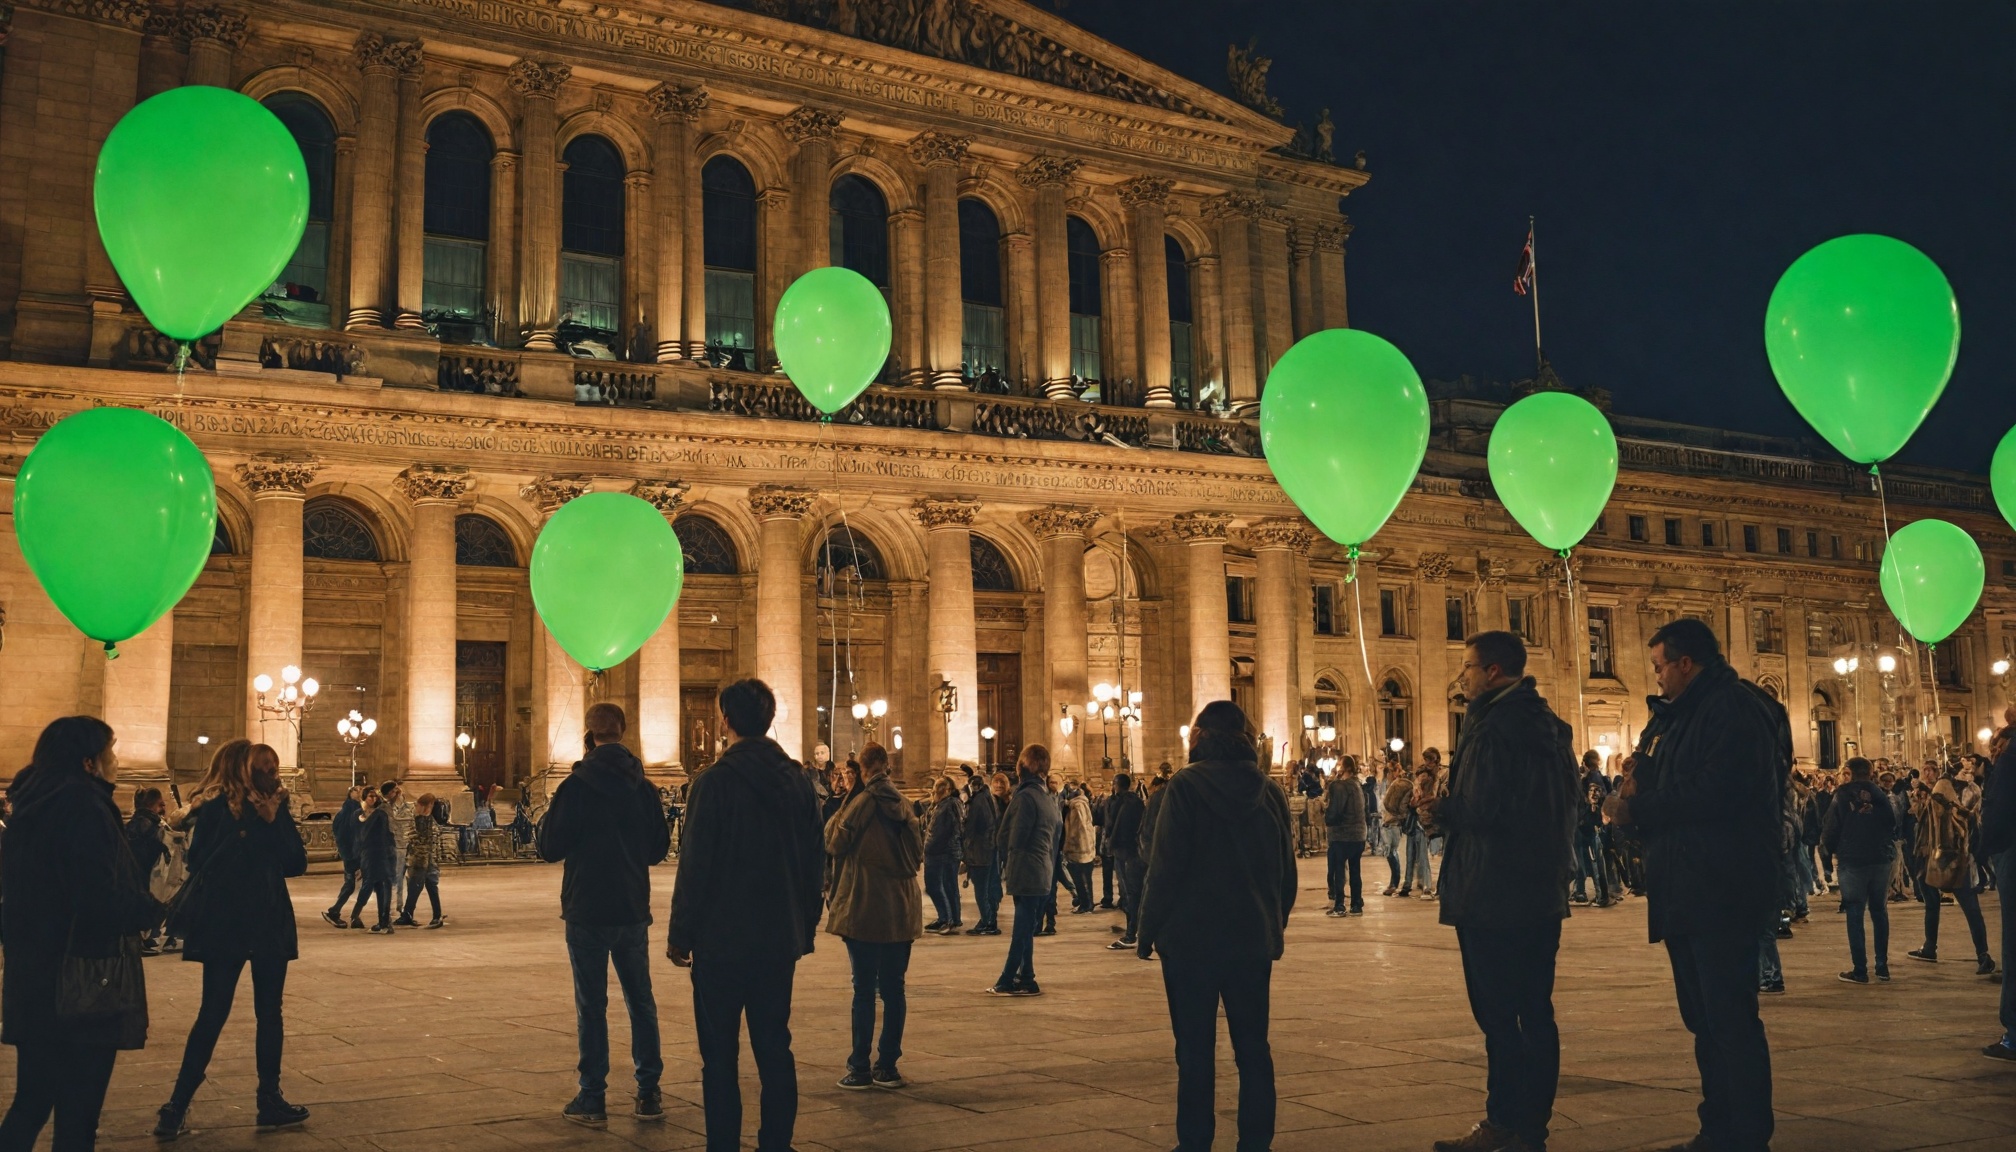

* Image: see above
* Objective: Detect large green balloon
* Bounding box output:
[14,408,217,651]
[530,493,685,673]
[1488,392,1618,553]
[1991,426,2016,534]
[1260,328,1429,548]
[774,267,892,415]
[1879,519,1981,645]
[94,86,309,341]
[1764,234,1959,465]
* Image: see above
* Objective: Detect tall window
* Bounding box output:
[1776,527,1794,554]
[1508,596,1536,644]
[559,134,625,350]
[1066,216,1102,385]
[1807,530,1820,558]
[1313,584,1340,635]
[260,95,335,328]
[1743,524,1760,552]
[422,112,493,335]
[970,535,1016,592]
[1166,236,1195,408]
[1664,518,1682,545]
[1446,595,1467,642]
[958,198,1005,384]
[1380,588,1405,636]
[1628,515,1647,542]
[1225,575,1255,624]
[829,175,890,289]
[1701,522,1717,547]
[1754,607,1783,654]
[701,156,758,370]
[1587,606,1615,677]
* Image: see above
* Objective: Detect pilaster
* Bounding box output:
[509,59,570,350]
[395,465,471,784]
[237,455,320,767]
[632,479,689,781]
[1121,177,1174,408]
[751,485,817,761]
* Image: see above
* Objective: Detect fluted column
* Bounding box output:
[1288,223,1316,341]
[910,131,972,390]
[782,107,841,282]
[487,151,520,342]
[624,169,651,356]
[1100,246,1137,395]
[395,466,471,783]
[509,59,570,350]
[1005,231,1037,392]
[1314,221,1352,329]
[758,187,792,368]
[1190,253,1222,407]
[138,9,187,100]
[1029,505,1101,775]
[179,6,246,88]
[1174,512,1233,720]
[237,457,320,768]
[1256,209,1294,384]
[752,486,816,761]
[1121,177,1175,408]
[521,476,592,768]
[916,499,981,767]
[1252,519,1312,769]
[1019,157,1082,399]
[103,614,174,794]
[631,481,690,781]
[392,47,429,329]
[346,35,418,330]
[647,84,709,362]
[1206,193,1262,407]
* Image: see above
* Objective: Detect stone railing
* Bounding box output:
[439,353,522,396]
[575,365,658,405]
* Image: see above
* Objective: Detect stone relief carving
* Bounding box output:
[260,336,365,379]
[20,0,148,30]
[393,465,473,505]
[180,5,247,48]
[905,130,971,168]
[630,479,689,515]
[1225,38,1283,119]
[748,484,817,519]
[1015,155,1082,188]
[1116,176,1173,210]
[1170,511,1232,542]
[1250,518,1314,553]
[779,105,844,143]
[647,83,710,123]
[356,31,423,74]
[913,497,980,529]
[1478,555,1510,588]
[1416,552,1454,583]
[1026,504,1102,538]
[236,455,320,495]
[505,58,571,97]
[519,475,592,516]
[1202,192,1266,221]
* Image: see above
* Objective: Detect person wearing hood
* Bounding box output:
[824,742,924,1088]
[989,745,1062,996]
[667,679,824,1152]
[1604,619,1787,1152]
[538,703,673,1129]
[1427,633,1577,1152]
[1136,701,1296,1152]
[961,768,1002,935]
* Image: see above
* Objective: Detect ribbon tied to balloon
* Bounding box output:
[530,493,687,673]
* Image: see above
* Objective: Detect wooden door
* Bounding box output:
[455,641,506,792]
[977,652,1022,772]
[681,686,719,771]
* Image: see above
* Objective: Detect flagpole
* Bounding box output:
[1528,215,1543,373]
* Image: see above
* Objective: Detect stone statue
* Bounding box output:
[1315,108,1335,163]
[1226,37,1284,119]
[1354,149,1368,171]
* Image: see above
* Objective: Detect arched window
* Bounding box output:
[559,134,625,352]
[260,94,335,328]
[673,515,740,575]
[702,156,758,370]
[959,199,1005,384]
[1314,675,1342,742]
[302,499,381,561]
[1066,216,1102,385]
[211,522,234,555]
[816,525,884,585]
[1813,687,1840,770]
[1379,674,1412,764]
[1166,235,1195,409]
[829,174,890,289]
[970,535,1015,592]
[454,515,517,567]
[422,113,493,331]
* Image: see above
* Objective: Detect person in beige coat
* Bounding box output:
[823,742,924,1090]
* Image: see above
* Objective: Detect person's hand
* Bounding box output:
[667,944,692,968]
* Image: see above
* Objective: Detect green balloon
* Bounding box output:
[1879,518,1982,645]
[774,267,892,415]
[1991,426,2016,534]
[530,493,685,673]
[1764,234,1959,464]
[1260,328,1429,548]
[1488,392,1618,553]
[14,408,217,651]
[94,86,308,342]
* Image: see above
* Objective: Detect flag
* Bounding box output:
[1513,226,1535,295]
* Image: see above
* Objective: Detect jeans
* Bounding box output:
[1118,850,1146,939]
[1757,930,1781,985]
[1403,828,1433,892]
[0,1041,118,1152]
[1378,826,1401,888]
[360,870,395,928]
[1457,920,1561,1145]
[970,863,1002,929]
[1921,877,1993,959]
[327,862,367,919]
[400,865,442,921]
[1792,845,1818,901]
[1838,857,1892,974]
[565,922,663,1095]
[690,953,798,1152]
[1326,839,1363,910]
[1068,862,1096,910]
[173,955,289,1099]
[1665,932,1773,1152]
[998,893,1042,988]
[924,858,961,926]
[1572,826,1609,901]
[843,938,911,1075]
[1161,953,1275,1152]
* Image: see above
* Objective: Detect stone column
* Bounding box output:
[1005,230,1037,392]
[890,207,926,386]
[521,476,592,767]
[237,457,320,767]
[1784,597,1813,761]
[1256,209,1295,385]
[179,5,246,88]
[1028,505,1101,774]
[1121,177,1175,408]
[138,9,187,99]
[392,46,429,329]
[1723,583,1754,681]
[345,34,418,330]
[395,466,471,784]
[1287,222,1316,340]
[910,131,972,390]
[487,151,520,342]
[623,169,651,356]
[1100,246,1137,394]
[781,107,841,281]
[1313,221,1352,329]
[1252,519,1312,770]
[1174,513,1233,720]
[632,481,690,780]
[647,84,708,362]
[1190,253,1222,406]
[757,187,792,368]
[1206,193,1262,408]
[916,499,981,767]
[751,486,816,761]
[1019,156,1082,399]
[103,614,174,794]
[509,59,570,350]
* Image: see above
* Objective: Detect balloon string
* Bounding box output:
[1346,549,1376,762]
[1872,465,1930,756]
[1562,549,1588,751]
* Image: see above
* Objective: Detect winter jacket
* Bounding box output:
[961,787,999,868]
[1062,790,1097,865]
[1433,677,1578,929]
[125,808,169,879]
[924,796,963,862]
[824,776,925,944]
[537,742,672,926]
[667,736,824,959]
[1381,777,1414,828]
[179,793,309,964]
[1821,779,1897,867]
[1576,769,1610,831]
[1136,734,1296,964]
[331,796,362,863]
[1629,662,1789,942]
[998,775,1062,896]
[406,814,446,872]
[1105,788,1146,856]
[1322,776,1367,842]
[1982,746,2016,858]
[358,804,399,882]
[1142,784,1170,856]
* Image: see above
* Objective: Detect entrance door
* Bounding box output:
[454,641,506,793]
[681,686,720,771]
[977,652,1022,773]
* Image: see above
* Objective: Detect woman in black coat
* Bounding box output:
[0,715,163,1152]
[153,740,309,1140]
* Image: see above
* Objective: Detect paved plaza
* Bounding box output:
[10,859,2011,1152]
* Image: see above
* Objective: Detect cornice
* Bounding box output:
[17,0,147,30]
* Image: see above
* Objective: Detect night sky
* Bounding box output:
[1059,0,2015,472]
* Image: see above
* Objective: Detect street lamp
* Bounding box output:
[1877,653,1897,674]
[851,698,889,742]
[252,664,320,757]
[455,729,473,779]
[1978,726,1994,746]
[1388,736,1405,764]
[1317,724,1337,747]
[336,709,377,786]
[1059,703,1076,742]
[980,725,997,770]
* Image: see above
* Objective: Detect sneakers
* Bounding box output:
[1432,1119,1517,1152]
[985,983,1017,996]
[1108,937,1136,951]
[320,910,346,929]
[634,1089,663,1120]
[871,1068,906,1089]
[1977,956,1999,977]
[964,925,991,936]
[392,917,419,928]
[348,918,365,929]
[1570,893,1590,905]
[562,1092,607,1128]
[1349,907,1364,916]
[1908,948,1938,963]
[934,924,962,937]
[837,1071,875,1090]
[1759,979,1786,996]
[153,1100,191,1141]
[924,920,946,932]
[1876,967,1891,982]
[1008,981,1044,997]
[1983,1038,2016,1062]
[1325,906,1347,917]
[425,917,446,930]
[369,924,394,935]
[1839,970,1869,984]
[255,1092,309,1129]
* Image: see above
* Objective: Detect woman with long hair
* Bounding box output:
[153,740,310,1139]
[822,742,923,1088]
[0,716,162,1152]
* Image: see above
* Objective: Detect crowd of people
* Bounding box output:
[0,617,2010,1152]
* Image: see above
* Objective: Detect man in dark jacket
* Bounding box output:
[537,703,673,1128]
[1429,632,1577,1152]
[961,773,1002,936]
[666,679,824,1152]
[1322,758,1368,917]
[1822,756,1897,984]
[990,745,1061,996]
[126,788,170,954]
[357,782,401,932]
[1105,772,1147,949]
[1572,754,1613,907]
[321,785,366,929]
[1137,701,1295,1152]
[1604,618,1785,1152]
[1979,709,2016,1061]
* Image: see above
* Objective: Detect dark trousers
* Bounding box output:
[1999,849,2016,1041]
[173,955,289,1099]
[565,922,663,1095]
[690,953,798,1152]
[400,865,442,921]
[326,862,367,919]
[1838,857,1891,974]
[1160,953,1274,1152]
[1118,850,1146,940]
[1326,839,1364,910]
[360,870,395,928]
[1921,877,1992,959]
[924,858,961,926]
[1068,862,1096,910]
[1100,853,1116,904]
[0,1040,117,1152]
[970,863,1002,928]
[1457,920,1561,1144]
[843,938,911,1075]
[998,893,1042,988]
[1665,932,1773,1152]
[1572,826,1610,901]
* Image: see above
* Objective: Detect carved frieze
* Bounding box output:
[520,475,592,516]
[1416,552,1454,583]
[19,1,149,30]
[505,58,570,97]
[1203,192,1266,221]
[1170,511,1232,542]
[913,497,980,530]
[1016,155,1082,188]
[1026,504,1102,538]
[236,454,319,495]
[1478,556,1510,588]
[1722,580,1752,605]
[355,32,423,74]
[1117,176,1173,210]
[905,130,970,168]
[180,5,247,48]
[779,106,843,143]
[393,465,472,505]
[748,484,816,519]
[645,83,709,123]
[630,479,689,516]
[1249,518,1314,553]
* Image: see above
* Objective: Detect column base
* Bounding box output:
[684,339,710,361]
[1142,386,1176,409]
[1043,378,1079,401]
[345,308,385,331]
[524,329,559,352]
[931,370,971,392]
[394,310,428,330]
[656,340,684,363]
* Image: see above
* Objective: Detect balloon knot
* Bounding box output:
[1556,547,1572,559]
[103,642,120,661]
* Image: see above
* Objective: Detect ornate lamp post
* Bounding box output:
[1834,654,1863,756]
[252,664,320,750]
[851,698,889,743]
[980,726,997,771]
[456,730,474,779]
[335,709,377,786]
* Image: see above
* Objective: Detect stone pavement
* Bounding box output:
[7,859,2011,1152]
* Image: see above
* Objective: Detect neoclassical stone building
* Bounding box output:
[0,0,2009,803]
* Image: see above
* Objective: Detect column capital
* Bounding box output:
[1171,511,1233,543]
[1016,155,1083,188]
[1415,551,1454,583]
[1026,504,1101,538]
[906,130,971,169]
[749,484,817,520]
[505,58,571,97]
[780,106,843,144]
[913,498,980,530]
[393,464,472,506]
[1203,191,1266,221]
[236,454,319,496]
[1313,220,1353,250]
[179,4,248,49]
[356,31,424,75]
[519,474,592,517]
[19,0,149,30]
[1117,176,1173,210]
[1722,580,1752,606]
[1250,518,1315,553]
[630,479,689,517]
[646,82,709,124]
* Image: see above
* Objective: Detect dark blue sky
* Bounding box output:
[1061,0,2015,471]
